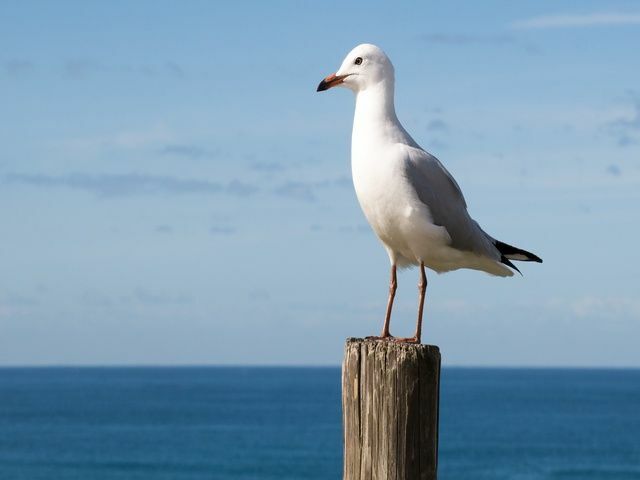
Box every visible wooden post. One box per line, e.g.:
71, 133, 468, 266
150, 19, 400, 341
342, 338, 441, 480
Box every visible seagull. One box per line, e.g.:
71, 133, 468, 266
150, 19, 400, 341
316, 44, 542, 344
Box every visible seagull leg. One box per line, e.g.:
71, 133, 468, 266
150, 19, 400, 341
381, 264, 397, 337
393, 262, 426, 344
366, 264, 397, 340
414, 263, 427, 342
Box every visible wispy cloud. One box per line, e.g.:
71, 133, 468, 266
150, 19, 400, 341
163, 62, 184, 77
227, 179, 258, 196
80, 288, 191, 308
63, 59, 97, 79
274, 181, 317, 202
570, 296, 640, 319
606, 164, 622, 176
154, 225, 174, 234
426, 119, 449, 132
2, 58, 185, 79
210, 226, 237, 235
62, 59, 186, 79
337, 225, 370, 235
247, 288, 270, 301
0, 292, 39, 318
274, 176, 350, 202
250, 161, 286, 173
610, 98, 640, 129
4, 59, 35, 77
80, 290, 114, 308
130, 287, 190, 306
419, 33, 539, 54
421, 33, 514, 45
309, 224, 369, 235
159, 144, 219, 160
605, 95, 640, 146
63, 125, 174, 152
0, 293, 38, 307
4, 173, 258, 197
512, 12, 640, 30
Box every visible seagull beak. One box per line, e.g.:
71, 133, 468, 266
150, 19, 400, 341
316, 73, 347, 92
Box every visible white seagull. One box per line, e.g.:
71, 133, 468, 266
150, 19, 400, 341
317, 44, 542, 343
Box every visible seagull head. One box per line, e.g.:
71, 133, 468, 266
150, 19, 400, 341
316, 43, 394, 93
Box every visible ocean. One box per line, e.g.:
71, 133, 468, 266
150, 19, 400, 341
0, 367, 639, 479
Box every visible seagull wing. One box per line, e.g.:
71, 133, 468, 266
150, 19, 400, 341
403, 146, 499, 259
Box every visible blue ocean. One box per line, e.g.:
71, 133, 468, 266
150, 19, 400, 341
1, 367, 639, 479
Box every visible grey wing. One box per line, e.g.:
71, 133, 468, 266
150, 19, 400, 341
403, 148, 499, 259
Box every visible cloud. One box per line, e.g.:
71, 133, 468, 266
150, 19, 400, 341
4, 58, 188, 79
80, 288, 191, 308
80, 290, 114, 308
310, 224, 369, 234
4, 59, 34, 77
419, 33, 539, 54
63, 59, 98, 78
274, 181, 317, 202
337, 225, 370, 235
250, 161, 286, 173
227, 179, 258, 196
511, 12, 640, 29
61, 59, 186, 79
606, 164, 622, 176
616, 134, 637, 147
1, 293, 38, 307
610, 98, 640, 129
421, 33, 515, 45
164, 62, 184, 77
331, 176, 352, 189
154, 225, 174, 234
428, 138, 448, 150
159, 144, 219, 160
63, 125, 174, 152
605, 95, 640, 146
570, 296, 640, 319
247, 288, 270, 301
274, 176, 351, 202
4, 173, 258, 197
130, 287, 190, 306
0, 293, 39, 319
126, 62, 185, 78
210, 226, 236, 235
426, 119, 449, 132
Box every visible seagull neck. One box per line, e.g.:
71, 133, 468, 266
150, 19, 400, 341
354, 81, 398, 129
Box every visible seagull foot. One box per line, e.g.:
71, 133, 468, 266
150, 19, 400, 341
391, 336, 420, 344
365, 335, 394, 341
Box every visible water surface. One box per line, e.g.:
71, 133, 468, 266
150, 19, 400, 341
1, 367, 638, 479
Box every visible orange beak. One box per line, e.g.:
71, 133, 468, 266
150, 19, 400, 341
316, 73, 348, 92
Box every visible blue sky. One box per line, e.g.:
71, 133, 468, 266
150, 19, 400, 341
1, 1, 639, 366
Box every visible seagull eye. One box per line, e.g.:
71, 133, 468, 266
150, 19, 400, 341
354, 57, 363, 65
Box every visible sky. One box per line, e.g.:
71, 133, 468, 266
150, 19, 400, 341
1, 1, 639, 367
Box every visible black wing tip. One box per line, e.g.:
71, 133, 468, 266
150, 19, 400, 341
495, 240, 542, 264
501, 256, 522, 275
522, 252, 543, 263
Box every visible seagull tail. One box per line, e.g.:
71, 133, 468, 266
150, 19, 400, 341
494, 240, 543, 274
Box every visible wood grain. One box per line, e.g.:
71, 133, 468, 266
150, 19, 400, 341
342, 338, 441, 480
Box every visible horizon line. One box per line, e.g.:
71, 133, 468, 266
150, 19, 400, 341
1, 363, 639, 370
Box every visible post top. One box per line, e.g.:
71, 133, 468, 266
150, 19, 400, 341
346, 337, 440, 355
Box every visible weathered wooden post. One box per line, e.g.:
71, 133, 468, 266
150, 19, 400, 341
342, 338, 441, 480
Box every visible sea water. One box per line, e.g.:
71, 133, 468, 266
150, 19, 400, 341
0, 367, 638, 479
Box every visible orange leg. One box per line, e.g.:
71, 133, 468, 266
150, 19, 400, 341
393, 263, 426, 344
381, 265, 397, 337
367, 265, 397, 340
